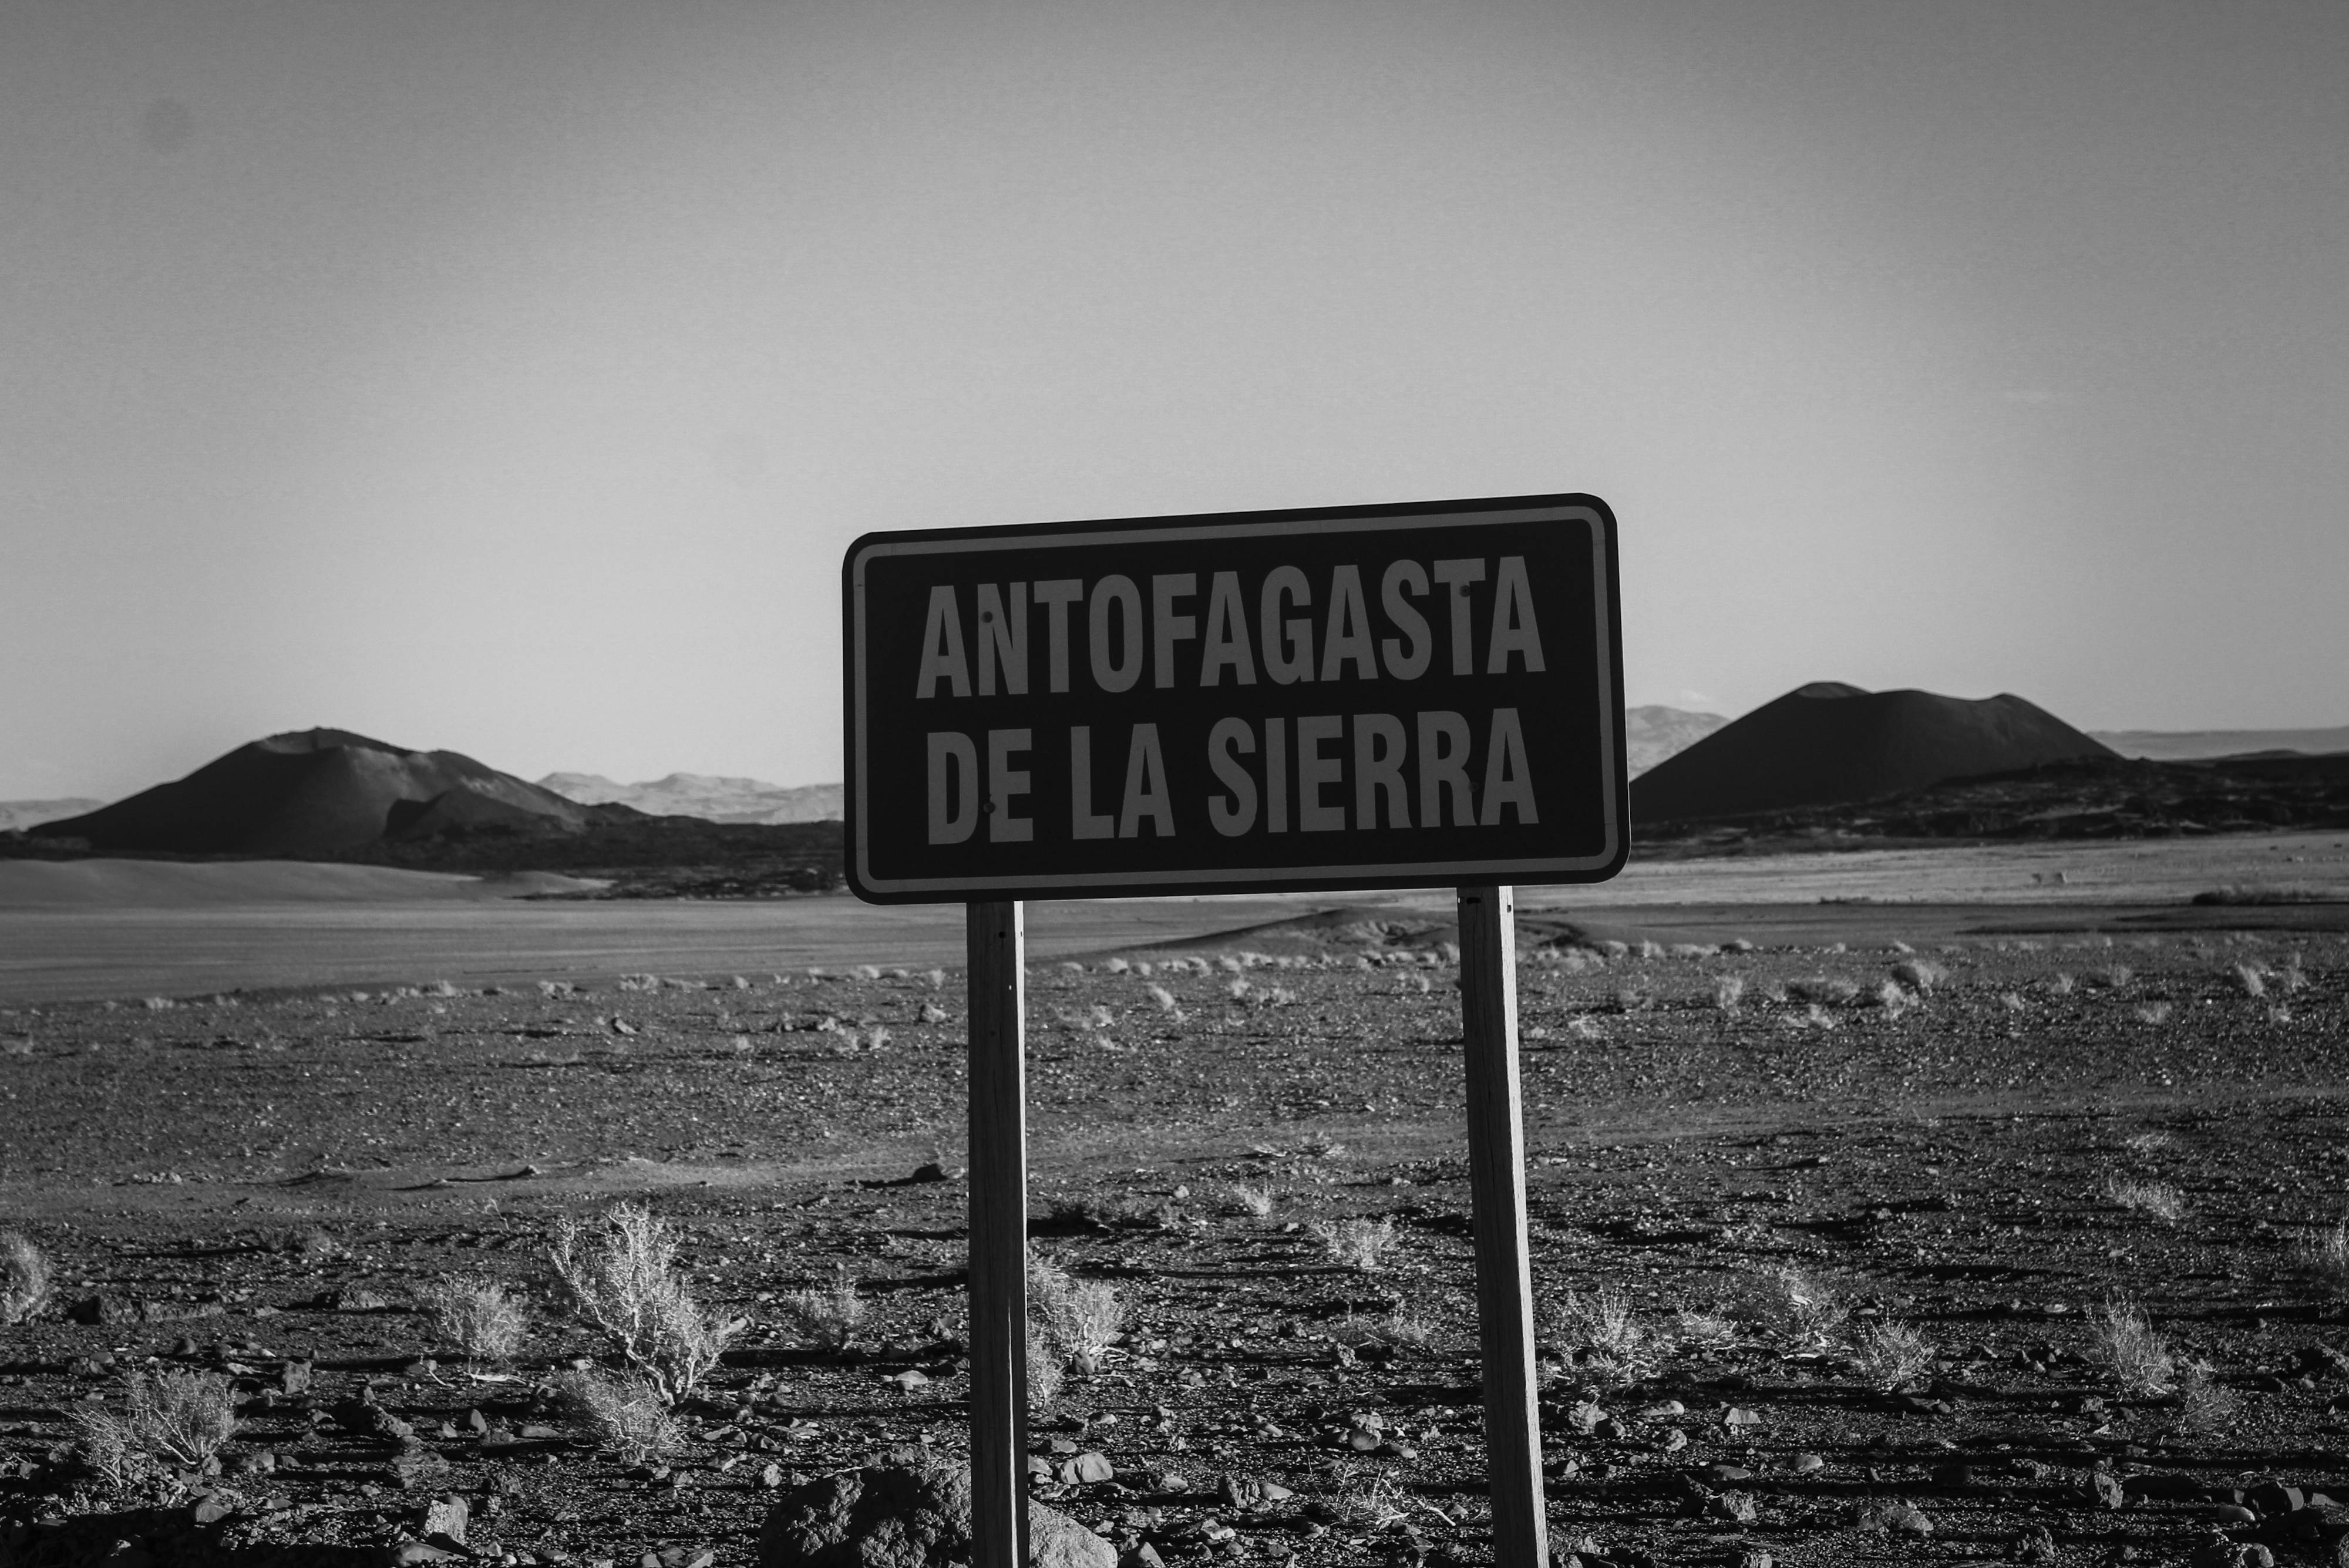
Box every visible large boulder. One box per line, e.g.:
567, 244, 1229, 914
757, 1450, 1115, 1568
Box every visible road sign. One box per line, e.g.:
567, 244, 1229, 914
840, 492, 1624, 1568
842, 493, 1626, 901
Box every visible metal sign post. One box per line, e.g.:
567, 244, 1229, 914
965, 900, 1029, 1568
1458, 884, 1545, 1566
842, 494, 1626, 1567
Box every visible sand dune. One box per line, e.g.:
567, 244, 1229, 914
1631, 682, 2113, 824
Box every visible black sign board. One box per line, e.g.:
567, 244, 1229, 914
842, 493, 1625, 903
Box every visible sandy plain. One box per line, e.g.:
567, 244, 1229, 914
2, 832, 2347, 1568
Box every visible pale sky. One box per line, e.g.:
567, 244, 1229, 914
6, 1, 2345, 801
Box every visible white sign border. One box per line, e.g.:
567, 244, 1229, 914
848, 502, 1620, 899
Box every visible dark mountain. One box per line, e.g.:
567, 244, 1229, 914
29, 728, 597, 857
1630, 682, 2116, 826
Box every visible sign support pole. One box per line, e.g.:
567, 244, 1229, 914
1458, 884, 1548, 1567
966, 899, 1030, 1568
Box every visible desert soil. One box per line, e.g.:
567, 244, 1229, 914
3, 904, 2348, 1567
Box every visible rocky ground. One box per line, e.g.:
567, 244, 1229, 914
3, 911, 2348, 1567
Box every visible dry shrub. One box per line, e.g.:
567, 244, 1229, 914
2297, 1220, 2349, 1293
1229, 1184, 1274, 1219
2174, 1360, 2237, 1433
1852, 1320, 1936, 1391
1765, 1264, 1849, 1344
1709, 975, 1745, 1014
778, 1269, 867, 1352
1333, 1476, 1411, 1531
76, 1370, 238, 1484
2133, 1002, 2173, 1025
559, 1369, 680, 1464
1029, 1254, 1125, 1374
1891, 959, 1946, 994
547, 1203, 742, 1404
2234, 962, 2268, 998
2093, 1297, 2176, 1396
1671, 1310, 1740, 1351
2106, 1176, 2186, 1222
1, 1231, 51, 1324
1026, 1326, 1067, 1408
1553, 1284, 1653, 1382
1787, 977, 1860, 1007
1311, 1216, 1401, 1272
1999, 991, 2028, 1014
419, 1274, 527, 1362
71, 1405, 146, 1490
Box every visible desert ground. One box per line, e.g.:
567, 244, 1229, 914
4, 833, 2349, 1568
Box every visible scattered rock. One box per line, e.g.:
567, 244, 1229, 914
421, 1493, 470, 1545
758, 1449, 1115, 1567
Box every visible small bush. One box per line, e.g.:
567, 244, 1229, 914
1671, 1310, 1739, 1351
548, 1203, 742, 1404
2093, 1296, 2176, 1396
2297, 1220, 2349, 1293
1026, 1325, 1066, 1408
2234, 963, 2268, 998
1311, 1216, 1401, 1272
778, 1269, 867, 1352
2133, 1001, 2173, 1025
71, 1405, 147, 1490
1766, 1265, 1849, 1344
1786, 977, 1860, 1007
76, 1370, 239, 1483
1229, 1184, 1274, 1219
2048, 973, 2075, 996
2174, 1360, 2237, 1432
1029, 1254, 1126, 1374
1852, 1320, 1936, 1391
1555, 1284, 1650, 1377
560, 1370, 680, 1464
1, 1231, 51, 1324
419, 1275, 528, 1362
1332, 1476, 1410, 1531
1891, 960, 1945, 994
2106, 1176, 2186, 1222
1709, 975, 1745, 1014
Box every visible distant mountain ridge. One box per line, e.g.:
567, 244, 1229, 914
2091, 726, 2349, 762
0, 798, 104, 833
537, 772, 842, 824
29, 729, 603, 856
1633, 682, 2114, 825
1625, 706, 1728, 778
